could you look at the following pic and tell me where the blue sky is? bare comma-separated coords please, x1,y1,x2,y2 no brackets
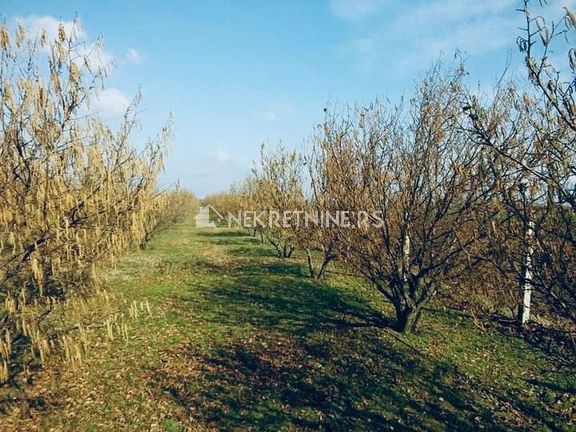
2,0,574,196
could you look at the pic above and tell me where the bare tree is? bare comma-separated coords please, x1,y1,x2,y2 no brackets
311,65,497,333
301,196,338,280
464,1,576,324
250,144,304,258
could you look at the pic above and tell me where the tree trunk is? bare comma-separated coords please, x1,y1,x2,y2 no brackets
518,219,534,326
306,248,335,280
394,304,422,334
282,244,293,258
306,248,317,278
393,227,421,333
316,255,332,280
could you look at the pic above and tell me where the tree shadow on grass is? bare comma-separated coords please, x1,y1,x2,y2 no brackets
0,394,53,416
150,229,572,431
227,244,276,258
149,326,536,431
157,249,308,280
151,282,571,430
179,263,392,335
196,230,249,238
493,319,576,371
239,259,308,276
195,230,261,247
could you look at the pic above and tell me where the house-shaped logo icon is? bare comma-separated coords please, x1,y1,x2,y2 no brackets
194,205,225,228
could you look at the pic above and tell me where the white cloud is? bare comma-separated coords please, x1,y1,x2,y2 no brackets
126,48,142,64
90,88,131,119
392,0,518,70
78,43,115,70
260,103,295,122
16,15,114,70
15,15,127,118
387,15,518,73
397,0,515,26
330,0,389,20
262,109,279,121
16,15,86,41
339,0,522,74
216,149,232,162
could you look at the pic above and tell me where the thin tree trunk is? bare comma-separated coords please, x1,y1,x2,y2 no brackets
518,219,534,326
283,245,293,258
316,254,334,280
402,228,410,285
305,248,335,280
305,248,316,278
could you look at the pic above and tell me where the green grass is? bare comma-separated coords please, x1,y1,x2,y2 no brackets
3,217,574,431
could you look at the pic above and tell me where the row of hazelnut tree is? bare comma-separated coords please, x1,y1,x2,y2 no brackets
204,1,575,334
0,22,197,382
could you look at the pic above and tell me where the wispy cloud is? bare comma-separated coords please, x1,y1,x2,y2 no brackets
216,149,232,162
396,0,515,25
15,15,134,119
90,88,131,119
16,15,86,40
126,48,142,64
262,109,279,121
330,0,389,21
334,0,522,74
260,103,295,122
16,15,114,70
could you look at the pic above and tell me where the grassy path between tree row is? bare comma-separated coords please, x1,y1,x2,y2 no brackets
3,217,575,431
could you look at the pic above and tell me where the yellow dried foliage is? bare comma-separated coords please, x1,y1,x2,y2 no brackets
0,23,196,383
